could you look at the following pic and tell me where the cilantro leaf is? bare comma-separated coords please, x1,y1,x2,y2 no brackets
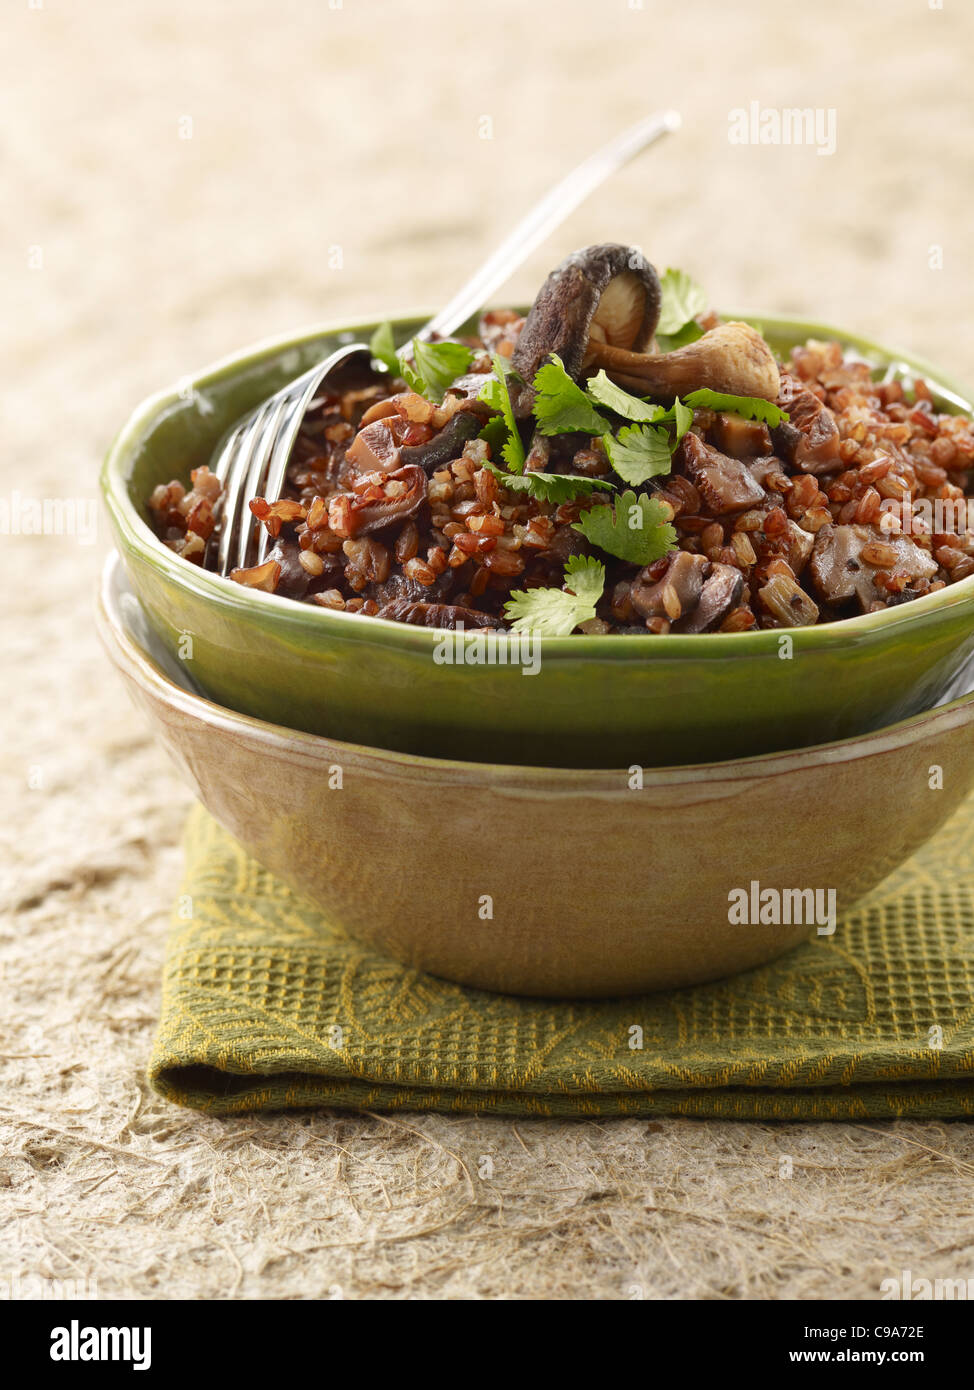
480,413,511,461
478,355,526,471
656,320,705,354
504,556,605,636
532,355,610,437
602,424,674,487
573,490,677,566
681,388,788,427
671,398,694,442
657,268,709,336
586,370,666,423
405,338,475,404
484,463,614,505
369,321,400,376
638,397,694,440
399,359,427,396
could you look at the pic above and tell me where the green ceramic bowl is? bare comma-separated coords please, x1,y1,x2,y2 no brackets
100,313,974,768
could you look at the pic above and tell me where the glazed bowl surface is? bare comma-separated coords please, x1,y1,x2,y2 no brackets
98,551,974,997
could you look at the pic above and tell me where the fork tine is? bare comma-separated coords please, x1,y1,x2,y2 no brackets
215,344,369,575
235,394,291,571
206,422,246,571
216,399,276,576
257,366,333,564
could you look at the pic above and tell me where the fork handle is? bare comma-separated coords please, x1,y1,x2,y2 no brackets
416,109,681,345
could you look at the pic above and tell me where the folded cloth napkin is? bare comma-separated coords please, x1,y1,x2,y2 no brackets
149,799,974,1120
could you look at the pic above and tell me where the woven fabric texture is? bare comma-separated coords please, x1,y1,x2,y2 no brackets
149,799,974,1120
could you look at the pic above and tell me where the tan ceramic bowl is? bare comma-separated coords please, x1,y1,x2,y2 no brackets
98,552,974,998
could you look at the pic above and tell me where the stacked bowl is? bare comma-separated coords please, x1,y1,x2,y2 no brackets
98,315,974,996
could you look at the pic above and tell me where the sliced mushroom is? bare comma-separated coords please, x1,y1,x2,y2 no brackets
375,599,501,629
510,244,662,416
747,455,789,489
780,519,815,578
809,524,938,611
678,432,767,513
371,569,456,608
401,405,487,474
710,412,773,459
587,321,780,403
345,401,487,478
266,539,309,600
331,464,428,539
675,562,744,633
444,372,492,401
630,551,709,622
345,418,402,474
772,373,841,474
524,431,551,474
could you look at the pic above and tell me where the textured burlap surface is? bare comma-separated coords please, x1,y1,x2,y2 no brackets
2,0,973,1299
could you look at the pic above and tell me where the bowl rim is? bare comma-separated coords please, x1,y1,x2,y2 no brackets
100,310,974,658
98,549,974,787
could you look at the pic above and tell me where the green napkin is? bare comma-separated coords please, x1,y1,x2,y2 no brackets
149,799,974,1119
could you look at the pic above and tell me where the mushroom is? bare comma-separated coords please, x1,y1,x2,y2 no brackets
510,244,662,416
375,599,502,630
779,518,815,578
587,321,780,403
265,537,337,601
510,242,781,416
401,407,487,474
678,431,767,513
677,563,744,633
710,412,773,459
372,569,456,608
345,402,488,478
344,418,402,474
808,524,938,611
630,551,709,622
772,373,841,474
330,464,428,539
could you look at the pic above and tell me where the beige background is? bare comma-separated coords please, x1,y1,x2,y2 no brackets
2,0,973,1300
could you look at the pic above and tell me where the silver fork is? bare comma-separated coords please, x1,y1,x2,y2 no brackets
211,109,681,576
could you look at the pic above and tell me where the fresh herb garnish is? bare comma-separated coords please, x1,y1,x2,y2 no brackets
405,338,475,404
657,320,705,353
527,360,695,487
681,388,788,427
478,355,526,472
504,556,605,636
484,463,614,505
573,490,677,566
369,323,475,403
669,398,694,442
602,424,674,487
532,355,610,437
369,321,401,376
653,268,705,339
585,370,666,423
480,413,511,461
